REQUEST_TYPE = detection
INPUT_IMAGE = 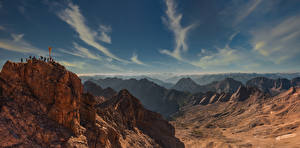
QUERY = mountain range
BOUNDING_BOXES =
[85,75,300,119]
[0,60,183,148]
[84,78,191,118]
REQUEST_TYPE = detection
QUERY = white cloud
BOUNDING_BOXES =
[57,2,127,63]
[99,25,112,33]
[97,32,111,44]
[11,33,24,42]
[97,24,112,44]
[234,0,262,25]
[130,53,147,66]
[191,45,240,68]
[59,60,86,69]
[229,31,240,41]
[60,42,102,61]
[0,33,47,55]
[160,0,195,61]
[251,15,300,64]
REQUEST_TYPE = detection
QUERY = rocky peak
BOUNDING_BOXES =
[172,77,200,92]
[1,60,82,134]
[230,85,261,101]
[230,85,250,101]
[213,78,243,93]
[273,78,291,90]
[84,80,103,95]
[83,80,116,99]
[97,89,184,148]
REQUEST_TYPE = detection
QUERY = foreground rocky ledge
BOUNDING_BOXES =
[0,60,184,148]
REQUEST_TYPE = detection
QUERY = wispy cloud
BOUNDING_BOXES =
[220,0,262,26]
[60,42,102,61]
[130,53,147,66]
[59,60,86,69]
[160,0,195,61]
[229,31,240,41]
[98,24,112,44]
[0,33,46,55]
[251,15,300,64]
[57,2,127,63]
[234,0,262,25]
[191,45,240,68]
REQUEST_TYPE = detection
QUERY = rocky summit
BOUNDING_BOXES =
[0,59,183,148]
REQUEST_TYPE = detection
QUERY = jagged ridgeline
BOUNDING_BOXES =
[0,59,184,148]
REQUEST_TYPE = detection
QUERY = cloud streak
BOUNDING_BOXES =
[160,0,195,61]
[98,25,112,44]
[59,60,86,69]
[191,45,240,68]
[0,33,47,55]
[234,0,262,25]
[251,15,300,64]
[130,53,147,66]
[60,42,102,61]
[57,2,127,63]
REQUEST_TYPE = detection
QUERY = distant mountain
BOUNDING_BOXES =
[80,75,174,89]
[207,78,243,93]
[173,77,243,94]
[166,73,300,85]
[91,78,190,117]
[141,76,174,89]
[246,77,300,95]
[172,78,201,93]
[83,80,116,99]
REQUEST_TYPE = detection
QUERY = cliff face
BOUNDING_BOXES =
[0,60,183,148]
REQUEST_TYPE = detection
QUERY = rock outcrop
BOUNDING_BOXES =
[0,60,183,148]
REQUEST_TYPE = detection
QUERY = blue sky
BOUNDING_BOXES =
[0,0,300,74]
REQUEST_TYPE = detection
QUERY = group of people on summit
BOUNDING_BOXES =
[20,47,54,63]
[20,56,54,63]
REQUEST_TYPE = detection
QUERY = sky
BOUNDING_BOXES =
[0,0,300,75]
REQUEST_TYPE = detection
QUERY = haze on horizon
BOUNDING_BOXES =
[0,0,300,74]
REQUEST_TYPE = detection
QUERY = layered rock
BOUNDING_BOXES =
[0,60,183,148]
